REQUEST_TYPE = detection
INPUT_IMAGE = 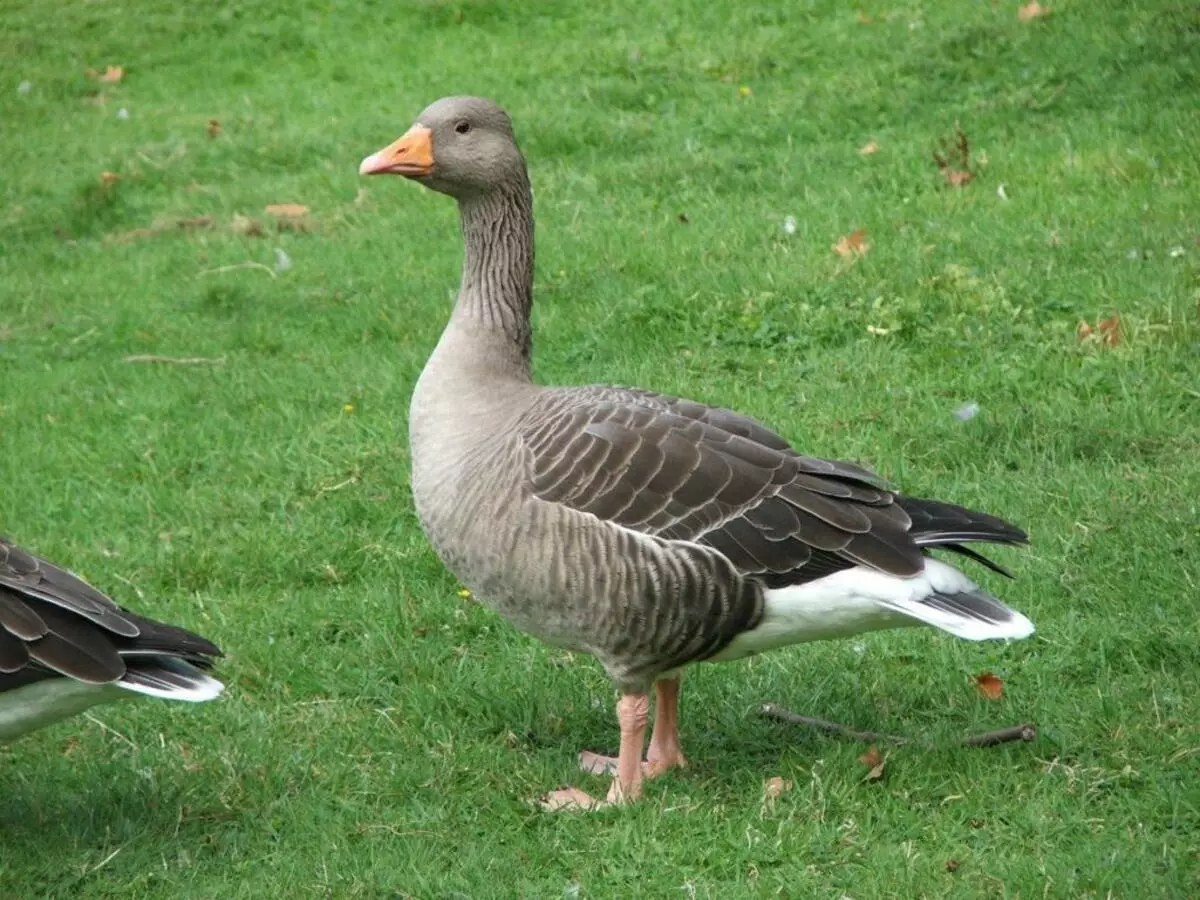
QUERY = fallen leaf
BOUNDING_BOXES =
[858,745,884,768]
[264,203,310,218]
[1077,313,1122,347]
[858,745,887,780]
[934,127,974,188]
[1098,312,1121,346]
[207,118,221,139]
[99,171,120,188]
[859,139,879,156]
[972,672,1004,701]
[231,214,265,237]
[1018,2,1051,23]
[945,859,961,873]
[97,65,125,84]
[763,776,792,800]
[833,228,870,258]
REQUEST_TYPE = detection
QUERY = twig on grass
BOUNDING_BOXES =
[760,705,909,744]
[959,723,1039,747]
[760,703,1037,749]
[122,354,226,365]
[195,261,277,279]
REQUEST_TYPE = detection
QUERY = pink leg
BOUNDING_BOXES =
[646,676,688,775]
[606,692,650,803]
[539,691,650,812]
[578,677,688,778]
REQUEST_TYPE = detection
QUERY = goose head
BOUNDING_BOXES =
[359,96,527,200]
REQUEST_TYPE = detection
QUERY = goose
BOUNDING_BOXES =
[360,96,1033,809]
[0,536,223,743]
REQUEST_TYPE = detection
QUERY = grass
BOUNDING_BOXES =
[1,0,1198,895]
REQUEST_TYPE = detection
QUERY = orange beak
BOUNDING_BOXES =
[359,125,435,177]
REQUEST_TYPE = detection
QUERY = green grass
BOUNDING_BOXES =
[1,0,1198,896]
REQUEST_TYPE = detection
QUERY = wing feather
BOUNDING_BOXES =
[519,387,1023,587]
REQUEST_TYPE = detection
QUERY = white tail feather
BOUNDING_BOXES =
[115,660,226,702]
[711,557,1033,661]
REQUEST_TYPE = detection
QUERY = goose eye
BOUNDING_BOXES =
[454,121,471,135]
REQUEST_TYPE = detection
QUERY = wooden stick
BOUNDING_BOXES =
[760,703,1037,749]
[122,354,226,365]
[760,704,909,744]
[959,723,1038,747]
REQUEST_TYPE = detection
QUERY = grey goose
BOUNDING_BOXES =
[360,96,1033,809]
[0,536,223,742]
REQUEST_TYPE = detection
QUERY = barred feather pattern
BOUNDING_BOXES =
[402,97,1030,694]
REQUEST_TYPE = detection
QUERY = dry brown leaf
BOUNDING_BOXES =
[1098,312,1121,346]
[972,672,1005,701]
[858,745,886,780]
[858,745,884,768]
[858,139,880,156]
[946,859,961,873]
[99,171,120,188]
[207,118,221,139]
[934,127,974,188]
[1078,313,1121,347]
[231,214,265,237]
[97,65,125,84]
[265,203,310,218]
[763,776,792,800]
[1018,2,1051,23]
[833,228,870,258]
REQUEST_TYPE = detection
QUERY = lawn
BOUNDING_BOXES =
[1,0,1198,896]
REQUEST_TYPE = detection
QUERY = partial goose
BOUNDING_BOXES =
[0,536,223,742]
[360,96,1033,809]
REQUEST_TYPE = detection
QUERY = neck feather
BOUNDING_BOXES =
[454,175,535,375]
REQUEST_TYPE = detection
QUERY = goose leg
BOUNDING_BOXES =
[578,677,688,777]
[605,691,650,803]
[539,691,649,811]
[646,676,688,775]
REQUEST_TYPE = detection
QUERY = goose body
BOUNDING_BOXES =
[0,537,223,742]
[362,97,1033,807]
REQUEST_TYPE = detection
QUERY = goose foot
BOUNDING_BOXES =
[576,747,688,778]
[539,692,650,812]
[538,786,606,812]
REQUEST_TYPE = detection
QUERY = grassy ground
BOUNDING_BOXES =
[2,0,1198,896]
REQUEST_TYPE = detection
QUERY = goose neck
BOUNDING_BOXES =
[453,178,535,374]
